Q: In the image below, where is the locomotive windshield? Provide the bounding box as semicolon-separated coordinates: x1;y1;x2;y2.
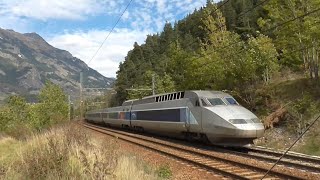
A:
207;98;225;106
225;97;238;105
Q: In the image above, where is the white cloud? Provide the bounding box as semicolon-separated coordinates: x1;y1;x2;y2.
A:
0;15;31;33
0;0;112;21
122;11;130;20
129;0;207;31
0;0;213;78
47;28;150;78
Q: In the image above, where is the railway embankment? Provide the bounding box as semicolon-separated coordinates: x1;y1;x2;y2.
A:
82;122;320;179
252;78;320;156
0;123;160;179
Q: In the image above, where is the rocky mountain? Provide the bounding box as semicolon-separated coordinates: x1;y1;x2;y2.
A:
0;28;114;102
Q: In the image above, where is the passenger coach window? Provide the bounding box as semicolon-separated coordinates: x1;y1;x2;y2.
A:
207;98;226;106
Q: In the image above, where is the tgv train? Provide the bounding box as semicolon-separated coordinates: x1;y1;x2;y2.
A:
85;91;264;146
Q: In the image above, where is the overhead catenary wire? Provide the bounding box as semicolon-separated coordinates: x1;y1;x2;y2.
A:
217;6;320;53
195;5;320;69
267;6;320;31
87;0;134;66
196;41;316;74
163;0;231;52
216;0;231;10
237;0;271;19
162;0;271;66
199;0;264;40
261;114;320;179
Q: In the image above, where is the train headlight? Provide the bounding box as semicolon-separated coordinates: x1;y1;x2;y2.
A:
229;119;247;124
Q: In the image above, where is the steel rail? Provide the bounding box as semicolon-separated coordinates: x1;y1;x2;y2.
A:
211;146;320;174
247;146;320;168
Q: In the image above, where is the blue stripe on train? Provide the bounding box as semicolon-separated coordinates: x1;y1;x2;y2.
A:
131;107;198;124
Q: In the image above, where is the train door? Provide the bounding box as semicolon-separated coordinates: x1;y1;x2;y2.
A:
128;101;133;128
185;101;192;131
187;98;202;133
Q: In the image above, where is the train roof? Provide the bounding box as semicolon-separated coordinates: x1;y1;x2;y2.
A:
122;90;231;106
191;90;230;97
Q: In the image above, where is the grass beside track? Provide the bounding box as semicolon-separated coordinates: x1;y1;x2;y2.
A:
0;123;167;180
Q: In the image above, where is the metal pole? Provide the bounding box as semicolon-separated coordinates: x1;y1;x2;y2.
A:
68;95;71;121
80;72;83;120
152;74;155;95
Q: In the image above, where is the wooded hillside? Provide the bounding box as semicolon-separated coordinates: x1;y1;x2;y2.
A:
114;0;320;106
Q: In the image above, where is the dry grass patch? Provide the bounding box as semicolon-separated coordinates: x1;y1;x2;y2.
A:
114;155;157;180
0;124;159;180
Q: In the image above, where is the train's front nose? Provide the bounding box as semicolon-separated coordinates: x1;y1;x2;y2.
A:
208;106;265;138
231;121;264;138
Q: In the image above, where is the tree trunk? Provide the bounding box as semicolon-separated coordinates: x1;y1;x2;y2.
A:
303;48;307;70
315;48;319;80
307;49;313;79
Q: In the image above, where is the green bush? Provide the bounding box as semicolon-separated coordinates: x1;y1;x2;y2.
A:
0;81;69;138
286;94;318;135
157;164;172;179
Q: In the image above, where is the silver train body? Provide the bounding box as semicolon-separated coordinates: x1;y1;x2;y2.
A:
85;90;264;146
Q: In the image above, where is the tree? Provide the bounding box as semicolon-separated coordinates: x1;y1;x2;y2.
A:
37;81;68;128
258;0;320;79
247;34;279;84
127;71;175;100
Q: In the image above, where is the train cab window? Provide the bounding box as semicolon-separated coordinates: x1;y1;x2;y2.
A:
201;99;209;106
225;97;238;105
207;98;226;106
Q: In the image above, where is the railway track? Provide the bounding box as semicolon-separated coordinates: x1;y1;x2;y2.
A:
81;122;315;179
208;146;320;175
246;146;320;173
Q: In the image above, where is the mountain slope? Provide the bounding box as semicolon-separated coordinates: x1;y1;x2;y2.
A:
0;28;114;102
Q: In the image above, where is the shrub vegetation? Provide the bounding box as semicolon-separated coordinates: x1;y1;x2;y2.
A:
0;125;158;179
0;81;68;139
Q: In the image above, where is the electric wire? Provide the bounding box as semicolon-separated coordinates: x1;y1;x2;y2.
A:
164;0;231;53
195;6;320;69
164;0;258;60
261;114;320;179
267;7;320;32
237;0;271;19
218;6;320;51
163;0;272;66
87;0;134;65
205;0;268;40
196;41;315;74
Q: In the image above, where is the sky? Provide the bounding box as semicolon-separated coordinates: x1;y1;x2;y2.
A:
0;0;215;78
